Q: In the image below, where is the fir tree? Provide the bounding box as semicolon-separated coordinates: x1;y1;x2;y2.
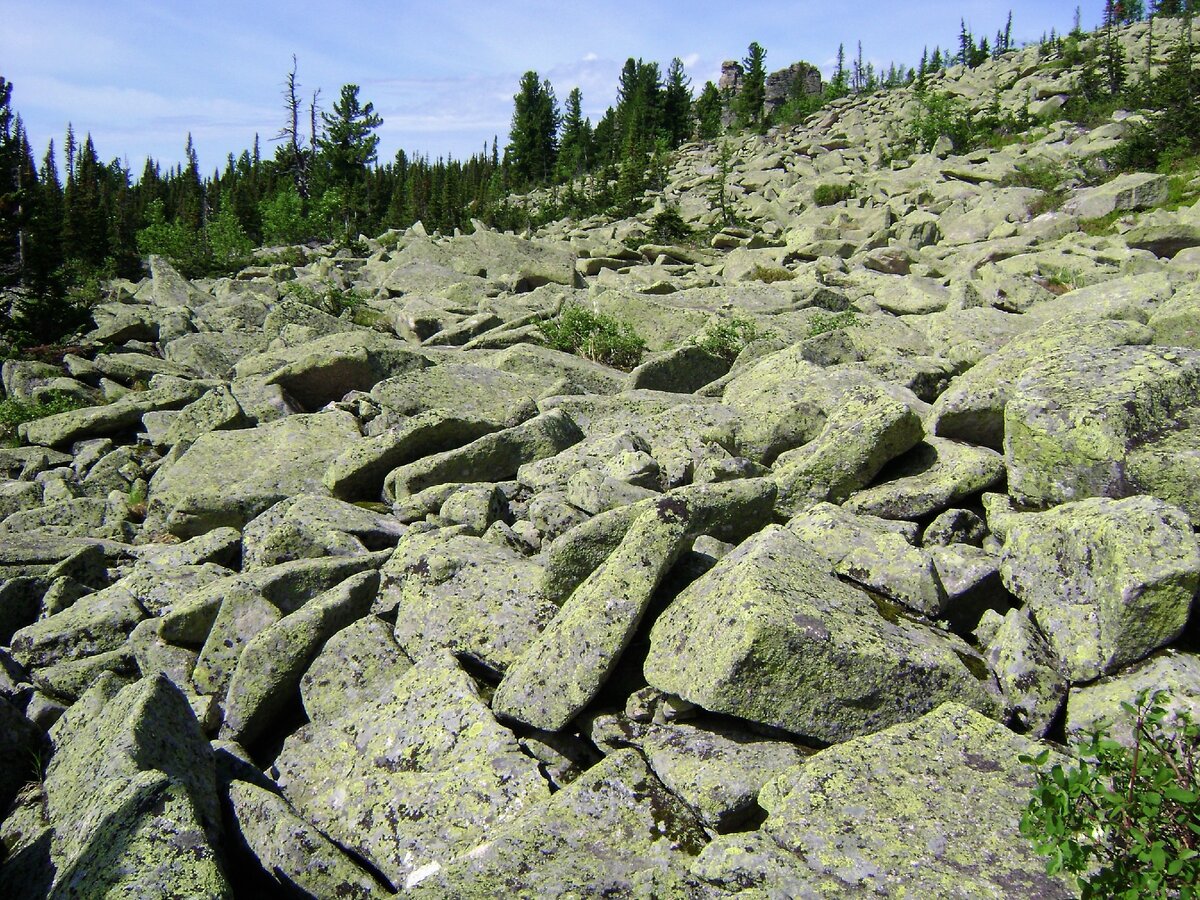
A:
316;83;383;236
556;87;592;182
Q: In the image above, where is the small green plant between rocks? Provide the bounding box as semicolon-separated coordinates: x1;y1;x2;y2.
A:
692;315;769;362
1019;690;1199;900
539;303;647;370
807;310;860;337
813;183;855;206
0;392;89;446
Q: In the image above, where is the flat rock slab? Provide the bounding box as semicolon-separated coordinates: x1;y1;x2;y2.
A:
382;530;555;674
1001;495;1200;683
645;526;1000;743
147;409;363;537
408;749;710;898
273;653;549;889
715;702;1074;898
843;436;1005;520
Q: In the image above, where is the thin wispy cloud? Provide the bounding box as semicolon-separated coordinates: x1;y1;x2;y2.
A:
3;0;1097;174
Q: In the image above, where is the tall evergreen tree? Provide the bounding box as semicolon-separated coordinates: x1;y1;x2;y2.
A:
694;81;724;138
0;78;22;293
506;71;559;187
663;58;694;148
735;42;767;129
556;87;592;182
316;83;383;235
61;135;108;271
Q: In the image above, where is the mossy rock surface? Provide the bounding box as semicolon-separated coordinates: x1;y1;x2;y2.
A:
1001;495;1200;683
746;702;1074;898
273;652;549;888
645;526;1001;743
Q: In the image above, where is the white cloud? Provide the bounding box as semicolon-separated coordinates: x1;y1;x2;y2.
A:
583;52;599;62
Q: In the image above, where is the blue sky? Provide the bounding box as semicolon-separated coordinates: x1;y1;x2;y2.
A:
3;1;1097;177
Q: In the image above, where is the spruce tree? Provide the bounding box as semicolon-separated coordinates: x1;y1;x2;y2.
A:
694;82;723;139
663;58;694;148
735;42;767;129
556;87;592;182
507;72;559;187
0;78;22;294
317;83;383;236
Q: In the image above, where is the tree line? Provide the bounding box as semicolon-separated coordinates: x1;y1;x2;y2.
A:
4;4;1193;348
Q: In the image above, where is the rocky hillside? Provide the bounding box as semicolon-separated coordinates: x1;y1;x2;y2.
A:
2;18;1200;898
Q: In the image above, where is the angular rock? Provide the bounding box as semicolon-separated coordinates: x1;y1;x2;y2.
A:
494;496;695;731
589;713;809;832
408;749;708;898
1005;346;1200;507
384;409;582;500
1065;650;1200;747
843;437;1005;520
772;383;924;514
742;703;1073;898
222;571;378;745
382;531;554;674
982;608;1069;737
1001;495;1200;682
645;526;1000;743
273;653;549;889
789;503;948;617
147;409;363;536
299;614;412;725
227;780;385;898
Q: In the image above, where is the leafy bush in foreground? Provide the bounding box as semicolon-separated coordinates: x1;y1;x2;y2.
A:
692;315;769;361
1019;690;1200;899
539;303;647;370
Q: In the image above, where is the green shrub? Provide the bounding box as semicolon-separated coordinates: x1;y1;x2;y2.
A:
750;265;795;284
807;310;860;337
539;303;647;370
0;392;89;445
281;282;368;319
907;91;977;153
813;183;855;206
648;206;693;244
1019;690;1199;899
692;315;768;361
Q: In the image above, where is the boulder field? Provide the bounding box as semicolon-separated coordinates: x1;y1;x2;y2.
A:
3;19;1200;898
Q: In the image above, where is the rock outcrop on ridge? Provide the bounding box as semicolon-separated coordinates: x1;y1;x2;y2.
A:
3;17;1200;898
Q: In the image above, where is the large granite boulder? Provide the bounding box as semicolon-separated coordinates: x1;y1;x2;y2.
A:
645;526;1001;743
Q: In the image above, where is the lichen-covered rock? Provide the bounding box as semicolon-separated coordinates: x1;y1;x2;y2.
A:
743;703;1073;898
323;411;499;501
161;384;247;447
843;437;1005;520
240;494;404;570
227;780;385;897
494;496;695;731
645;526;1001;743
19;379;207;448
384;409;583;499
1005;346;1200;507
221;571;378;745
589;713;810;832
788;503;948;616
1000;495;1200;682
42;674;229;897
10;581;145;668
382;530;554;675
370;363;542;425
982;607;1069;737
272;652;549;888
1065;650;1200;747
928;317;1151;449
540;478;776;603
147;409;363;536
0;695;45;812
1063;171;1169;219
772;383;924;514
299;614;412;725
407;749;710;898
